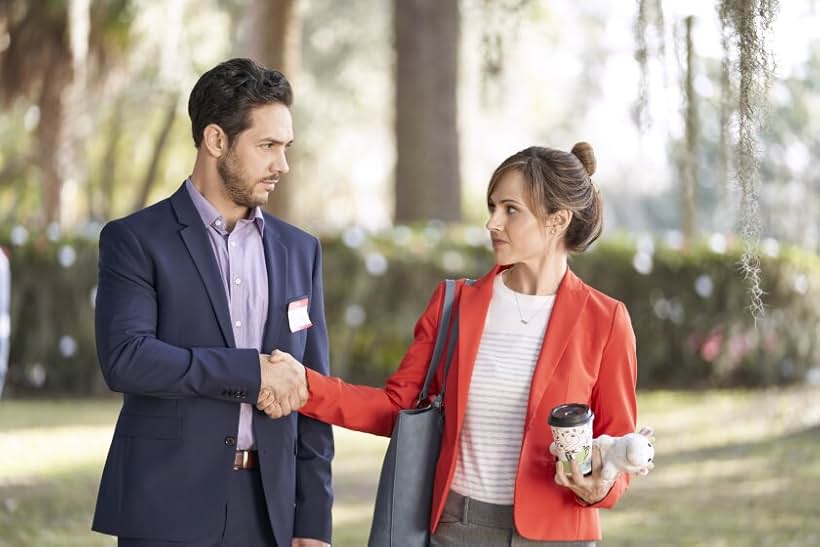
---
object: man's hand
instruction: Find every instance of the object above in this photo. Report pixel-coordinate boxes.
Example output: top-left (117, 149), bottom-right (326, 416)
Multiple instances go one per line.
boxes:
top-left (256, 387), bottom-right (279, 417)
top-left (257, 350), bottom-right (308, 418)
top-left (292, 538), bottom-right (329, 547)
top-left (553, 444), bottom-right (615, 505)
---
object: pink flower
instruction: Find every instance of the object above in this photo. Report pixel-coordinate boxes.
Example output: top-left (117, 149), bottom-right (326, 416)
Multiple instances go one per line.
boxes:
top-left (700, 331), bottom-right (724, 362)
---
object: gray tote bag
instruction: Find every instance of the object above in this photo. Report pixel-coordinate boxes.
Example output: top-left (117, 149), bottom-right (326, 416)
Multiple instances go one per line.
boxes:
top-left (367, 279), bottom-right (466, 547)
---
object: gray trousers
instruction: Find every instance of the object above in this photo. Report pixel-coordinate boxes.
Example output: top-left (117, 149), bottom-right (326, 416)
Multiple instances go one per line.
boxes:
top-left (431, 491), bottom-right (596, 547)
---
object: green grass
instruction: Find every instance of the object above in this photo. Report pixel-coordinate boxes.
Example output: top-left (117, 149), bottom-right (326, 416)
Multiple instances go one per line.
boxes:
top-left (1, 387), bottom-right (819, 546)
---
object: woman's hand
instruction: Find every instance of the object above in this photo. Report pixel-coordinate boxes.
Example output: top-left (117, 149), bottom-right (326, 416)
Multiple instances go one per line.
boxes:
top-left (553, 444), bottom-right (616, 505)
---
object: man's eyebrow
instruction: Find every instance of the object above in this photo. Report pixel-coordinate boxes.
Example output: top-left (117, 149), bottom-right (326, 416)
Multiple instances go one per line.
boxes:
top-left (258, 137), bottom-right (294, 146)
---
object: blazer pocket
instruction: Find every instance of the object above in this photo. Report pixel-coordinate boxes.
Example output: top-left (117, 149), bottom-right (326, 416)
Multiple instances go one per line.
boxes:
top-left (116, 413), bottom-right (181, 440)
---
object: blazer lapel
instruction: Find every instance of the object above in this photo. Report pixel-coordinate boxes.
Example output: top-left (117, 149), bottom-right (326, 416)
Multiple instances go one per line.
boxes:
top-left (525, 268), bottom-right (590, 427)
top-left (454, 266), bottom-right (500, 429)
top-left (260, 221), bottom-right (287, 354)
top-left (170, 184), bottom-right (237, 348)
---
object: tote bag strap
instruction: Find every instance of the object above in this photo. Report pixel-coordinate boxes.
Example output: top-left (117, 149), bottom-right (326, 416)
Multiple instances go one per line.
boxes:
top-left (417, 279), bottom-right (457, 405)
top-left (417, 278), bottom-right (475, 406)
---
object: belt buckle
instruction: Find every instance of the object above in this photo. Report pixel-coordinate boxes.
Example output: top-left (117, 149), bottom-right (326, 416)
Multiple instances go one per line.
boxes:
top-left (234, 449), bottom-right (253, 470)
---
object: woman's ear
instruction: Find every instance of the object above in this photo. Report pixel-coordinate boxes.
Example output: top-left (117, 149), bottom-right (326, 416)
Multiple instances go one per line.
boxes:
top-left (548, 210), bottom-right (572, 233)
top-left (202, 124), bottom-right (227, 158)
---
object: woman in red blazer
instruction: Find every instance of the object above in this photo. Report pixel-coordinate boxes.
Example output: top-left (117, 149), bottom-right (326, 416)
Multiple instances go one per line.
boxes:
top-left (268, 143), bottom-right (638, 545)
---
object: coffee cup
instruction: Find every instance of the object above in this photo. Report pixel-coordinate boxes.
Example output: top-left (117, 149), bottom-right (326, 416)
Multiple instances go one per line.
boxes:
top-left (549, 403), bottom-right (594, 476)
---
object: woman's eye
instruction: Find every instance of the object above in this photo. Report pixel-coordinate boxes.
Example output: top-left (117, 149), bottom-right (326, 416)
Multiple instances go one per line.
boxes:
top-left (506, 206), bottom-right (517, 214)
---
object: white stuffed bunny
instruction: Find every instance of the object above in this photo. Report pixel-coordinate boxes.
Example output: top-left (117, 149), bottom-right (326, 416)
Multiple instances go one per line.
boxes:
top-left (594, 426), bottom-right (655, 481)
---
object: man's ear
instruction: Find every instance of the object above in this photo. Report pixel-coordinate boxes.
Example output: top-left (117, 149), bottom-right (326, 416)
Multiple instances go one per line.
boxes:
top-left (202, 124), bottom-right (227, 158)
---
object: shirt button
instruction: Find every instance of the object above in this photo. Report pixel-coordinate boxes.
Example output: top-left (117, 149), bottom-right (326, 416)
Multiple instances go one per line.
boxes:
top-left (235, 320), bottom-right (242, 327)
top-left (215, 219), bottom-right (222, 227)
top-left (224, 436), bottom-right (236, 447)
top-left (234, 277), bottom-right (242, 285)
top-left (230, 241), bottom-right (237, 247)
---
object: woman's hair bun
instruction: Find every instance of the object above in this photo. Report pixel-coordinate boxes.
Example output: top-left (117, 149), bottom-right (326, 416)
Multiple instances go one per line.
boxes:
top-left (571, 142), bottom-right (596, 177)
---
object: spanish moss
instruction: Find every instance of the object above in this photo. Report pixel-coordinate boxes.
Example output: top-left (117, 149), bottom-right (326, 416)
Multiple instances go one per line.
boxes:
top-left (477, 0), bottom-right (529, 107)
top-left (632, 0), bottom-right (666, 131)
top-left (718, 0), bottom-right (779, 320)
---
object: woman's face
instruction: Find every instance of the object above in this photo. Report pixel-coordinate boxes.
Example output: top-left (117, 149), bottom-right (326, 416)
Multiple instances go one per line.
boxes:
top-left (486, 170), bottom-right (561, 265)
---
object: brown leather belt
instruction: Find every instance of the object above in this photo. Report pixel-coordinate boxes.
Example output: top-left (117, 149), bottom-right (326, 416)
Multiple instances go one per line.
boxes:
top-left (233, 450), bottom-right (258, 470)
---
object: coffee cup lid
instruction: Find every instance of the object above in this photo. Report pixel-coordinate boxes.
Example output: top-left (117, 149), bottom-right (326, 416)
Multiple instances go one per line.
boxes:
top-left (549, 403), bottom-right (593, 427)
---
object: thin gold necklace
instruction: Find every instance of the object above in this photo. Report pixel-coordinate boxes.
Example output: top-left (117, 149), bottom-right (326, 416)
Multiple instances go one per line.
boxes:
top-left (512, 291), bottom-right (552, 324)
top-left (504, 269), bottom-right (552, 325)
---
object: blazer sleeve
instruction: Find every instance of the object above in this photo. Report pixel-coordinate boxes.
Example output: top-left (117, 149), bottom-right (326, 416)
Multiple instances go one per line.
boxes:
top-left (300, 281), bottom-right (447, 437)
top-left (585, 301), bottom-right (639, 509)
top-left (95, 220), bottom-right (261, 401)
top-left (293, 238), bottom-right (334, 542)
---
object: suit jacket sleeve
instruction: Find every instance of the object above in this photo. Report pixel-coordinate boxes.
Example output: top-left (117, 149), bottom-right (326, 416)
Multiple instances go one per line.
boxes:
top-left (293, 238), bottom-right (334, 541)
top-left (95, 220), bottom-right (261, 401)
top-left (584, 301), bottom-right (639, 509)
top-left (300, 281), bottom-right (447, 437)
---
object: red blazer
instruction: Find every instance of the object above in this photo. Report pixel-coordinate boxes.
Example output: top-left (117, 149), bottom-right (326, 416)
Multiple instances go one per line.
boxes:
top-left (301, 265), bottom-right (638, 541)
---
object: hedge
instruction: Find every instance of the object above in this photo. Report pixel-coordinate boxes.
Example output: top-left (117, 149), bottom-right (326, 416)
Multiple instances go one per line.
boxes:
top-left (1, 224), bottom-right (817, 396)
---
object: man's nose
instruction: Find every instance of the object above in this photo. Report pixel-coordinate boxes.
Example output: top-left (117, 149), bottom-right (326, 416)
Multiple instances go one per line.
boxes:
top-left (273, 152), bottom-right (289, 175)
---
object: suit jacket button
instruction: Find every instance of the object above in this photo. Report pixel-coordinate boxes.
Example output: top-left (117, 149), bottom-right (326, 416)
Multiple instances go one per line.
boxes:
top-left (224, 436), bottom-right (236, 447)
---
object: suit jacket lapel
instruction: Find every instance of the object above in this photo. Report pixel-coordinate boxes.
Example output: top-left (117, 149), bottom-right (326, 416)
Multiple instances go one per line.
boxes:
top-left (260, 221), bottom-right (287, 354)
top-left (525, 268), bottom-right (590, 427)
top-left (170, 184), bottom-right (237, 348)
top-left (454, 266), bottom-right (499, 429)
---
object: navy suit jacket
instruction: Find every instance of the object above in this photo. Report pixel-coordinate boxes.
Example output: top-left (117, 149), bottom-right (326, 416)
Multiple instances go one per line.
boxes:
top-left (92, 183), bottom-right (333, 546)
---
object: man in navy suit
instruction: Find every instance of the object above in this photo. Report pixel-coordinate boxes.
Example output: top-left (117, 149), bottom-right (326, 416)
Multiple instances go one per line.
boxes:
top-left (92, 58), bottom-right (333, 547)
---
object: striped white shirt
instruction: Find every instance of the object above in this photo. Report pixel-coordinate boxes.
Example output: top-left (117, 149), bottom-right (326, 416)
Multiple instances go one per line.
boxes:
top-left (451, 272), bottom-right (555, 504)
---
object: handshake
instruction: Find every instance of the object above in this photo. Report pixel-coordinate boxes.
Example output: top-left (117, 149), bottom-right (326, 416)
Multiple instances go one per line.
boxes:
top-left (256, 350), bottom-right (308, 419)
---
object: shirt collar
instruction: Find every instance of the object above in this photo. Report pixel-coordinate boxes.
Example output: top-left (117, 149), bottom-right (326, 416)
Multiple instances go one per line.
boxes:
top-left (248, 203), bottom-right (266, 233)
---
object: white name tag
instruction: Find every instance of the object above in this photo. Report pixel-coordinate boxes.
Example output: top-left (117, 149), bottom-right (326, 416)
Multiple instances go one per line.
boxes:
top-left (287, 297), bottom-right (313, 333)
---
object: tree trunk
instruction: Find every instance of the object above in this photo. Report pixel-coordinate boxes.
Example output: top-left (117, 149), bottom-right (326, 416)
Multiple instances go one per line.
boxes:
top-left (394, 0), bottom-right (461, 223)
top-left (681, 15), bottom-right (697, 243)
top-left (132, 94), bottom-right (179, 212)
top-left (35, 54), bottom-right (72, 227)
top-left (95, 97), bottom-right (125, 220)
top-left (244, 0), bottom-right (300, 221)
top-left (717, 13), bottom-right (731, 234)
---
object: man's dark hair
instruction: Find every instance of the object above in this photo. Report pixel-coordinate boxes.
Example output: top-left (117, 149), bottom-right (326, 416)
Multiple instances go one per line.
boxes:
top-left (188, 58), bottom-right (293, 148)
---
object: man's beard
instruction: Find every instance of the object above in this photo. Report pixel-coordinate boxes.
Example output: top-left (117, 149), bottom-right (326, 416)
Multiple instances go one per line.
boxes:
top-left (217, 148), bottom-right (269, 209)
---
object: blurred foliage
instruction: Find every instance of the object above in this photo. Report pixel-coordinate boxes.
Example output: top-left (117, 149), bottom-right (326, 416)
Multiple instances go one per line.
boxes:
top-left (1, 1), bottom-right (818, 248)
top-left (1, 225), bottom-right (818, 396)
